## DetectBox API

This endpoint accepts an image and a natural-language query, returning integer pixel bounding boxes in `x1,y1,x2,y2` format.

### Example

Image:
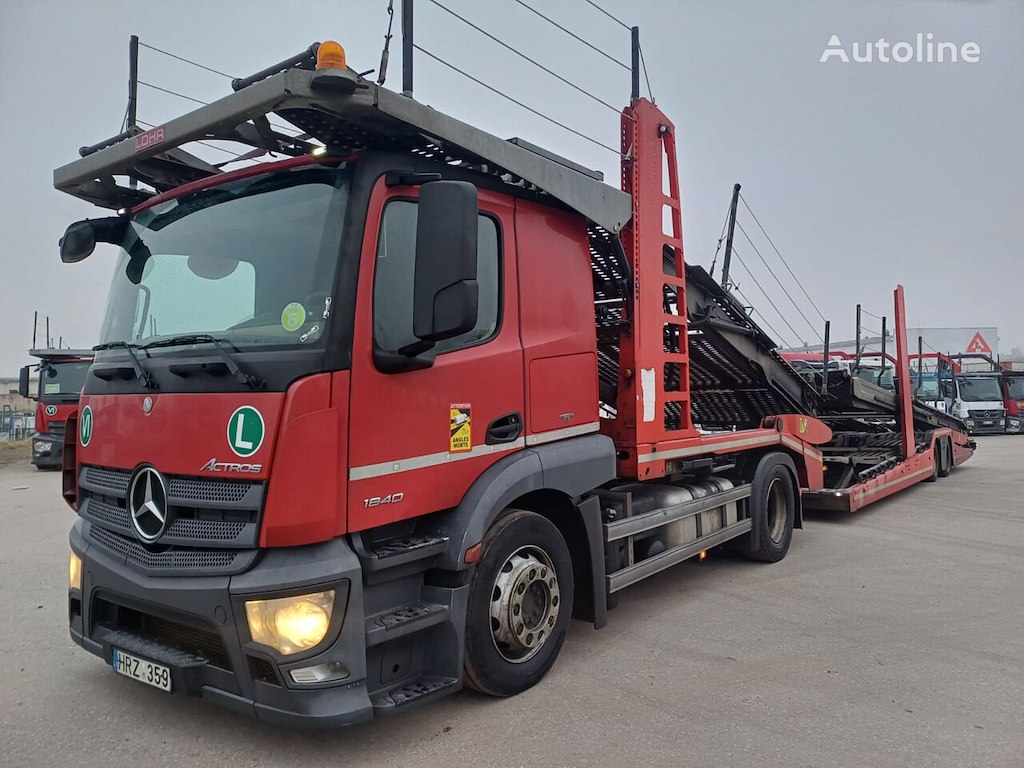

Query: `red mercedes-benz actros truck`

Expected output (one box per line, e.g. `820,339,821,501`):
19,349,93,470
53,35,972,727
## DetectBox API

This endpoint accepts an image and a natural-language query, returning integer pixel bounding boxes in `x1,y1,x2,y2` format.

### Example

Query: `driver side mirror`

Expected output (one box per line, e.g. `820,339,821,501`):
59,217,128,263
18,366,31,399
408,181,479,352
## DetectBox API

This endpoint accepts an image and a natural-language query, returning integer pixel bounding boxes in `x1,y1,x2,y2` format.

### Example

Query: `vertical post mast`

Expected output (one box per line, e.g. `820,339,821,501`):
720,183,741,290
893,286,915,459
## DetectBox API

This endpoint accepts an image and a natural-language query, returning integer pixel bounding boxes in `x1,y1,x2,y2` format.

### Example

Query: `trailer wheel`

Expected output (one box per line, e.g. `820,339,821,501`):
463,509,573,697
937,438,952,477
747,454,796,563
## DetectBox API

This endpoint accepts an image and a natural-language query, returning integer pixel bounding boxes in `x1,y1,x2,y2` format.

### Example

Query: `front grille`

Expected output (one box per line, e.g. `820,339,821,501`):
93,596,231,669
167,518,247,541
82,466,131,494
968,409,1004,419
78,464,264,555
48,421,67,436
168,477,250,505
88,524,249,574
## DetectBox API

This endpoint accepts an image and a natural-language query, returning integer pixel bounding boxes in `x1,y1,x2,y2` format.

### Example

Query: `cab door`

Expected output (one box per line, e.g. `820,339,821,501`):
346,180,523,532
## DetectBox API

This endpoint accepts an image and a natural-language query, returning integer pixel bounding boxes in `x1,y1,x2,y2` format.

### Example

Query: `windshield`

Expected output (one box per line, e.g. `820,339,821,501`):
38,361,91,400
98,165,347,351
914,377,940,398
960,376,1003,402
857,366,894,390
1007,378,1024,399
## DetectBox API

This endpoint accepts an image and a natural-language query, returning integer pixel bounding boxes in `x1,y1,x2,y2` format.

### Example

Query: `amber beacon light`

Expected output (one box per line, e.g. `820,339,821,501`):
316,40,347,70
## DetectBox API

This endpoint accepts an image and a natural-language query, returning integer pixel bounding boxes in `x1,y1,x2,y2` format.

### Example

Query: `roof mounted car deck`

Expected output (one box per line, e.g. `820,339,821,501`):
54,44,631,233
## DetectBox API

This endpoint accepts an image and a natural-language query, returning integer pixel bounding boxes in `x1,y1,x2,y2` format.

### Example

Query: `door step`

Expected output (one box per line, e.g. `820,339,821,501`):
364,534,448,571
365,601,449,647
372,676,458,710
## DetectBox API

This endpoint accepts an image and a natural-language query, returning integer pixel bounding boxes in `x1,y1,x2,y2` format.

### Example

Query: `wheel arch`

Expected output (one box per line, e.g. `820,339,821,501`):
428,434,616,627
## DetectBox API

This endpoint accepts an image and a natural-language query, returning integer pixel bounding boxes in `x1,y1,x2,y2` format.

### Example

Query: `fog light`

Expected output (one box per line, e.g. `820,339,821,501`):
245,591,334,655
289,661,349,685
69,551,82,591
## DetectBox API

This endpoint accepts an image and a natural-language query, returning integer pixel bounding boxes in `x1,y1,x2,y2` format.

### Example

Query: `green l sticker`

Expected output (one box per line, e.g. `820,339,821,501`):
227,406,265,457
79,405,93,447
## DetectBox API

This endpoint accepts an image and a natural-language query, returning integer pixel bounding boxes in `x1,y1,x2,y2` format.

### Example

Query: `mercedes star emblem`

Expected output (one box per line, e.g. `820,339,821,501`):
128,466,169,543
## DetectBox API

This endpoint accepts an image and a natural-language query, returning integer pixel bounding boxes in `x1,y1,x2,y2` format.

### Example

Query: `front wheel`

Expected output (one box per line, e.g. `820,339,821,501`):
463,509,573,697
746,453,797,563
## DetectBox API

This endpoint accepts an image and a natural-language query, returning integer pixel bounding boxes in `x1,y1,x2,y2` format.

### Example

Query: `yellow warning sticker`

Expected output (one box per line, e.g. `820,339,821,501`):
450,403,472,453
798,417,808,434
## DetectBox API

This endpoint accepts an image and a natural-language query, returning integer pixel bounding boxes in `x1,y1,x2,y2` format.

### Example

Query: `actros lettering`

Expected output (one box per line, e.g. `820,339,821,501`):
201,458,262,473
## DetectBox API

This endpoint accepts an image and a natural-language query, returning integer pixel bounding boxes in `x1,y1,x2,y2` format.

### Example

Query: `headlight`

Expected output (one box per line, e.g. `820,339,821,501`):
245,590,335,655
964,419,975,427
69,551,82,591
34,441,51,455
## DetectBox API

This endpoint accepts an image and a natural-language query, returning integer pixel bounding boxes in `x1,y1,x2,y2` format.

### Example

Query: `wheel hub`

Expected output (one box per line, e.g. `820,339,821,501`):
489,545,560,663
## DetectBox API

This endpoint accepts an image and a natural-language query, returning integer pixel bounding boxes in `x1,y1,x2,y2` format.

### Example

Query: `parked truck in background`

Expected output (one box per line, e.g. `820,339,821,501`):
52,32,974,727
19,349,93,469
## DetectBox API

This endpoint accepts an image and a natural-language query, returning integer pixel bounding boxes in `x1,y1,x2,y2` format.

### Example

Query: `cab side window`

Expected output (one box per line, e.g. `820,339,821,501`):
373,199,500,355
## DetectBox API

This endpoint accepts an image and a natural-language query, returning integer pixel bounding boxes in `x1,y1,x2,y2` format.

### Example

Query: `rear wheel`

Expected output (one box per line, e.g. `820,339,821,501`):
937,438,952,477
747,454,796,563
463,509,573,697
926,444,940,482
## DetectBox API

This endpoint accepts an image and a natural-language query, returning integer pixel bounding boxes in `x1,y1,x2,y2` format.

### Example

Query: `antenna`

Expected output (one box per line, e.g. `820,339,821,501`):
128,35,139,189
720,183,741,290
402,0,414,95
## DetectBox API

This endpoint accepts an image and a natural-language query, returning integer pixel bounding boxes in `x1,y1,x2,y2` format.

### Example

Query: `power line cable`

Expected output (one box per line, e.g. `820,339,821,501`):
137,81,301,136
735,219,824,343
638,41,654,102
413,44,621,155
426,0,621,114
730,247,806,345
733,284,793,348
139,42,239,80
511,0,630,70
581,0,630,29
738,193,827,324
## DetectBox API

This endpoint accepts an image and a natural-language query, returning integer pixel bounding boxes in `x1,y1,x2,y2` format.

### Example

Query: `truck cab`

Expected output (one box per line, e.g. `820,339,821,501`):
19,351,93,469
954,374,1006,434
1001,373,1024,433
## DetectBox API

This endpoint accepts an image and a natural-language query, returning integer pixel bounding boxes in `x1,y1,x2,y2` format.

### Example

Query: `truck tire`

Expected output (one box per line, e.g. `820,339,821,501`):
463,509,573,697
746,453,796,563
938,438,952,477
925,444,940,482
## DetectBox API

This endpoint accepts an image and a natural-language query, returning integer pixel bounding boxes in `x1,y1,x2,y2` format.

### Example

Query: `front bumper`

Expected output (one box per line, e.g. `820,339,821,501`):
31,435,63,469
69,519,373,728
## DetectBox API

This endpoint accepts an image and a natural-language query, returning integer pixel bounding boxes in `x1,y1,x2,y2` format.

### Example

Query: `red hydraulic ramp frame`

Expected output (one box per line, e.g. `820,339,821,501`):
606,98,827,485
804,286,974,513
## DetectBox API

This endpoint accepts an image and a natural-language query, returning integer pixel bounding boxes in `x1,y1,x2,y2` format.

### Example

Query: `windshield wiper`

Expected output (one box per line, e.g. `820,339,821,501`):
92,341,157,390
141,335,264,390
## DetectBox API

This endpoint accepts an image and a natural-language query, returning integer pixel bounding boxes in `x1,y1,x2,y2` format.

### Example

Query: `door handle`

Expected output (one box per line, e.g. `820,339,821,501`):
486,412,522,445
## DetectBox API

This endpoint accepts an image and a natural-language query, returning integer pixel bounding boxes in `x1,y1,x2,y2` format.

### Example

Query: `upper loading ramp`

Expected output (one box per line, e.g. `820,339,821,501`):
675,265,969,435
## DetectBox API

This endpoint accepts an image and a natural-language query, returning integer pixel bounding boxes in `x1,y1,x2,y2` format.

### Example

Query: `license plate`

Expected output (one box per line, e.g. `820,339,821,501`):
982,420,994,426
112,648,172,692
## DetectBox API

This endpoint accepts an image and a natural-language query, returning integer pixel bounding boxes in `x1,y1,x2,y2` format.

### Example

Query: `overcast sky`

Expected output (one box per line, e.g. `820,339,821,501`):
1,0,1021,373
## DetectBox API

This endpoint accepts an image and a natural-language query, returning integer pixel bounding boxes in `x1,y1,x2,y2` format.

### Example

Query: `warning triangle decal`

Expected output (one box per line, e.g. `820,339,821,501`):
965,332,992,354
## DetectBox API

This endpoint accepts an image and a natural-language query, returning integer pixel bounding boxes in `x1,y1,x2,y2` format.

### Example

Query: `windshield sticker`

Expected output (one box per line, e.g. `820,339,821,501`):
79,405,93,447
44,383,60,395
450,403,471,453
281,302,306,333
227,406,265,457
